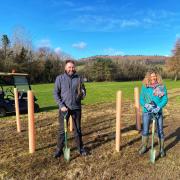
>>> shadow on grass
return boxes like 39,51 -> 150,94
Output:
84,124 -> 141,152
39,103 -> 85,113
40,105 -> 58,112
84,123 -> 168,153
1,105 -> 58,117
153,127 -> 180,161
83,117 -> 115,129
165,127 -> 180,152
36,121 -> 171,160
36,143 -> 56,151
36,123 -> 140,155
82,123 -> 114,137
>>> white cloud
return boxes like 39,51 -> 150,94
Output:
120,19 -> 140,28
54,47 -> 62,54
55,5 -> 180,32
103,48 -> 124,56
72,41 -> 87,49
65,15 -> 142,32
36,39 -> 51,48
146,9 -> 178,21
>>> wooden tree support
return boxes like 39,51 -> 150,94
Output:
115,91 -> 122,152
69,115 -> 73,132
134,87 -> 141,131
14,88 -> 21,132
28,90 -> 35,153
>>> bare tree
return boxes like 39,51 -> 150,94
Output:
11,26 -> 33,55
54,48 -> 73,61
167,38 -> 180,81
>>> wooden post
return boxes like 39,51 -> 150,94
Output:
69,115 -> 73,132
28,90 -> 35,153
134,87 -> 141,131
116,91 -> 122,152
14,88 -> 21,132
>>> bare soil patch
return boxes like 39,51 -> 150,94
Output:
0,90 -> 180,180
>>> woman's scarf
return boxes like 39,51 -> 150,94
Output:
147,83 -> 165,97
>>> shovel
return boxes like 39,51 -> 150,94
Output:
63,112 -> 70,162
143,93 -> 157,163
150,117 -> 156,163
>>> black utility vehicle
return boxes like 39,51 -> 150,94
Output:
0,72 -> 39,117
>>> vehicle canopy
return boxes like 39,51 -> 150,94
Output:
0,72 -> 39,117
0,72 -> 31,92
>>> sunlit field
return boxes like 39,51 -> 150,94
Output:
32,80 -> 180,109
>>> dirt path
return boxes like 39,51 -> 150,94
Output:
0,89 -> 180,180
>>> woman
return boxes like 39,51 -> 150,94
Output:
139,71 -> 168,157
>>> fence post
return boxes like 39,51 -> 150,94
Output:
69,115 -> 73,132
116,91 -> 122,152
14,88 -> 21,132
28,90 -> 35,153
134,87 -> 141,131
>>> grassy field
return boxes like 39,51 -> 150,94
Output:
32,80 -> 180,109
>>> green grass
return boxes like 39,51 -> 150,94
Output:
32,80 -> 180,109
173,95 -> 180,103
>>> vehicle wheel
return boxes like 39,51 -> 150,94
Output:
34,104 -> 40,113
0,107 -> 6,117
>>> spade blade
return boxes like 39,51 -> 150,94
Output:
63,147 -> 70,162
150,149 -> 156,163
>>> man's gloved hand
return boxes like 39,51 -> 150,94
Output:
151,106 -> 160,114
144,103 -> 154,112
61,106 -> 68,112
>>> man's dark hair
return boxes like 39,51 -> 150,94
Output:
65,59 -> 75,65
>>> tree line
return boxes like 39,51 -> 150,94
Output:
0,33 -> 70,83
77,56 -> 164,82
0,33 -> 179,83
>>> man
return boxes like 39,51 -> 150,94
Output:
54,59 -> 87,158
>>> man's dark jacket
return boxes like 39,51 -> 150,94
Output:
54,73 -> 85,110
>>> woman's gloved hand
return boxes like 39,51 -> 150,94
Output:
151,106 -> 160,114
144,103 -> 154,112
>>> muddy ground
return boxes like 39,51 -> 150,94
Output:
0,89 -> 180,180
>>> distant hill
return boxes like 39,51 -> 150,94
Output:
76,55 -> 171,81
78,55 -> 170,65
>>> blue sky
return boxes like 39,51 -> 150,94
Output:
0,0 -> 180,59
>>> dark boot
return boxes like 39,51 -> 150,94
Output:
159,139 -> 166,157
139,136 -> 149,155
54,148 -> 63,158
79,147 -> 88,156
